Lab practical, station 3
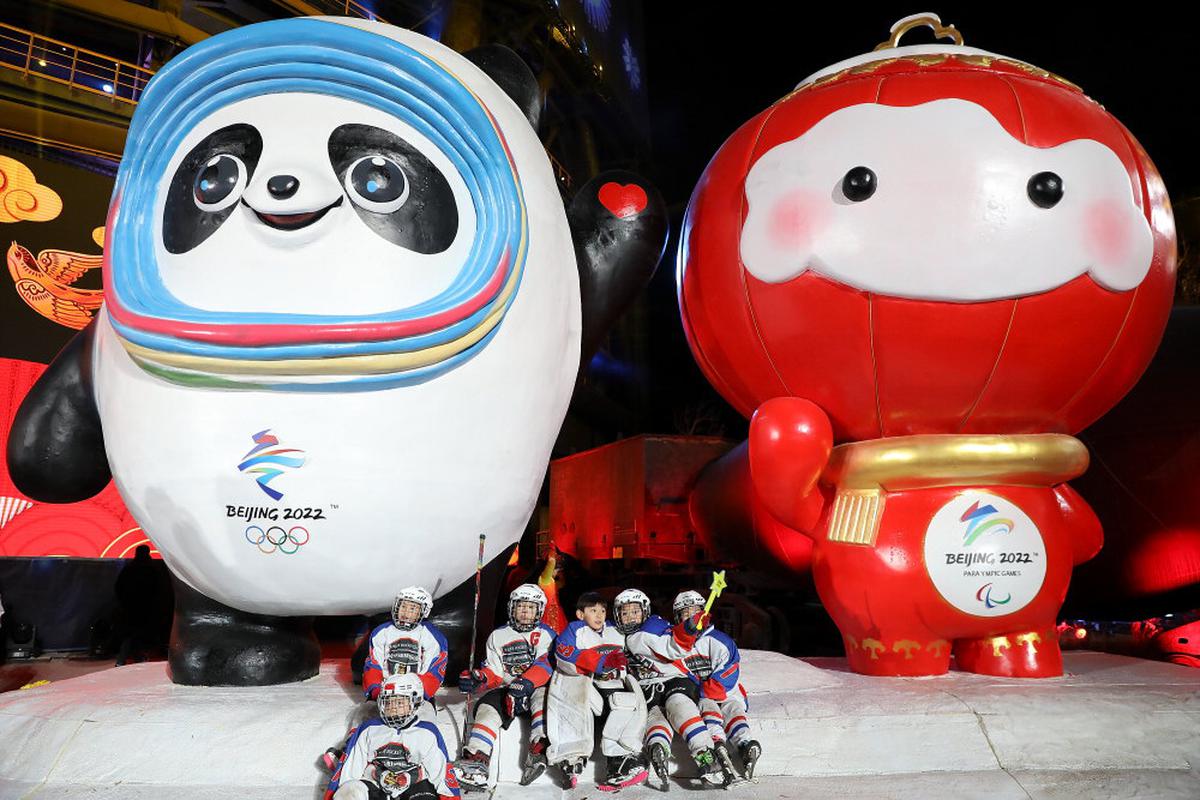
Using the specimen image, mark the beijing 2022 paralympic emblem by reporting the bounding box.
[924,491,1047,617]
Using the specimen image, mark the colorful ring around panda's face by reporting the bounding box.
[103,18,527,391]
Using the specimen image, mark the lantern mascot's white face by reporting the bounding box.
[5,18,667,685]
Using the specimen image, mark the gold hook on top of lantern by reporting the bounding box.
[874,13,964,51]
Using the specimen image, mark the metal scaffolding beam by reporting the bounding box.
[49,0,209,46]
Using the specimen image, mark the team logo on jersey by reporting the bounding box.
[387,638,421,674]
[371,742,414,772]
[629,652,661,681]
[684,653,713,679]
[501,639,535,675]
[236,429,306,501]
[556,642,575,659]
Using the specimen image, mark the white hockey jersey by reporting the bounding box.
[326,717,460,799]
[363,621,449,700]
[477,621,556,690]
[554,619,626,689]
[674,624,743,702]
[624,614,692,685]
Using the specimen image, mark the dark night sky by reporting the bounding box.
[641,6,1200,206]
[629,5,1200,437]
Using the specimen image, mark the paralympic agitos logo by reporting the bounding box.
[959,501,1015,609]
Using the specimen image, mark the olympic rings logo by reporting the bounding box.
[245,525,310,555]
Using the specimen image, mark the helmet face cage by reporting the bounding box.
[378,675,421,728]
[614,589,650,635]
[672,590,706,624]
[508,584,546,633]
[392,587,432,630]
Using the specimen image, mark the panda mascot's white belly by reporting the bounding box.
[92,18,580,615]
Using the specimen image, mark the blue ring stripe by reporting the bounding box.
[113,24,515,318]
[109,18,526,372]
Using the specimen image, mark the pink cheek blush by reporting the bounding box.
[1084,199,1134,266]
[768,190,827,252]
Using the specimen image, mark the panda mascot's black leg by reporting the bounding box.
[168,577,321,685]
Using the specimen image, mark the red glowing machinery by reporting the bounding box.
[677,15,1176,677]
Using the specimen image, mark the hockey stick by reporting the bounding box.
[460,533,488,749]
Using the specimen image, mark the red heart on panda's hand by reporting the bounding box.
[598,182,648,219]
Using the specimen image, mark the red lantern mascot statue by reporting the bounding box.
[680,15,1176,678]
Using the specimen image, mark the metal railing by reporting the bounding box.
[304,1,391,23]
[0,22,155,105]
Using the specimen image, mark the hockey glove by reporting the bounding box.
[507,677,535,715]
[595,648,628,675]
[458,668,489,694]
[682,612,711,637]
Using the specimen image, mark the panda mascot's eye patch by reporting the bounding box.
[163,123,263,254]
[328,123,457,254]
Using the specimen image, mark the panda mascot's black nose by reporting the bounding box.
[267,174,299,199]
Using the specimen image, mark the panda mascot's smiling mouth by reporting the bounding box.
[245,196,344,231]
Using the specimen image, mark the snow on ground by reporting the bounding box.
[1,651,1198,799]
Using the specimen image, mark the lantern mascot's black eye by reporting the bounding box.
[6,18,666,686]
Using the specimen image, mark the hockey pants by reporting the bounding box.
[700,686,753,746]
[465,685,547,757]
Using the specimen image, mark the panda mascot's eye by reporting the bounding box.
[193,154,248,211]
[345,156,410,213]
[329,124,457,255]
[163,123,263,254]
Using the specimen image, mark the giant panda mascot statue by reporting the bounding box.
[6,18,666,685]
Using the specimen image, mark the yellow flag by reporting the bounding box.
[704,570,727,613]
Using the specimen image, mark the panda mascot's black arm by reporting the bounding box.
[6,321,111,503]
[464,45,668,371]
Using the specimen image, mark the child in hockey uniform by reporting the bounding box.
[455,584,556,790]
[325,586,451,774]
[614,588,731,787]
[326,673,461,800]
[364,587,450,706]
[672,590,762,780]
[546,591,648,792]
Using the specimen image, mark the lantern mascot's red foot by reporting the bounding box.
[681,14,1176,678]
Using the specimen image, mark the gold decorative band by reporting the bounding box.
[823,433,1089,493]
[827,489,884,547]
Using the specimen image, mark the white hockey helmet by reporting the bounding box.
[508,583,546,633]
[378,672,423,729]
[392,586,433,630]
[672,590,706,623]
[614,588,651,634]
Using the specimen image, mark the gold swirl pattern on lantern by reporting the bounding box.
[0,156,63,223]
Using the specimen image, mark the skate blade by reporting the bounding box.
[597,769,649,792]
[519,762,547,786]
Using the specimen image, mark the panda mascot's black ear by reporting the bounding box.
[463,45,542,132]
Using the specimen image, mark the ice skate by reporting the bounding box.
[738,740,761,781]
[519,738,548,786]
[714,742,747,788]
[694,747,727,787]
[647,740,670,791]
[598,754,649,792]
[454,750,491,793]
[557,757,586,789]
